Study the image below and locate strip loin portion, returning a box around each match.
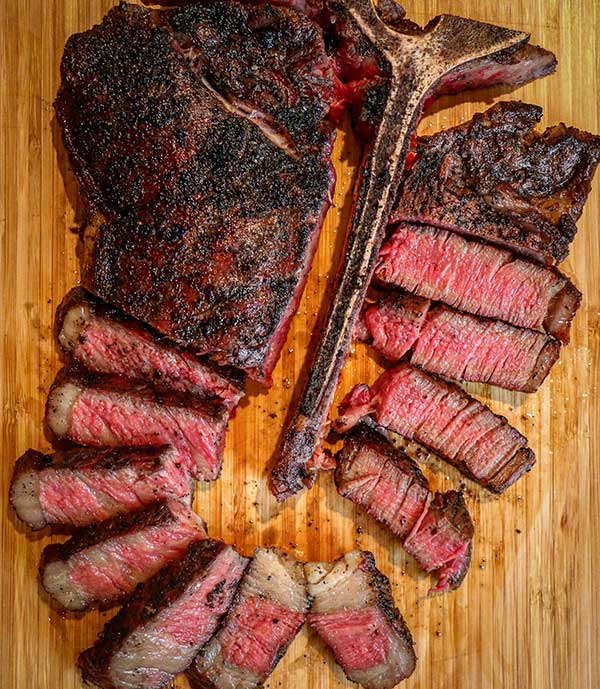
[375,223,581,343]
[359,292,560,392]
[57,288,245,410]
[188,548,308,689]
[306,550,416,689]
[10,446,192,530]
[40,500,207,611]
[45,367,230,481]
[335,363,535,493]
[79,539,249,689]
[336,424,473,593]
[391,101,600,264]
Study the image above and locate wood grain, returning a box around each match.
[1,2,598,688]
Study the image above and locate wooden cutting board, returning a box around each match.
[1,1,598,688]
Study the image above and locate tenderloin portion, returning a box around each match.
[40,500,207,611]
[375,223,581,344]
[79,539,249,689]
[391,101,600,264]
[188,548,308,689]
[336,425,473,593]
[10,446,192,530]
[57,288,245,410]
[359,293,560,392]
[306,551,416,689]
[335,364,535,493]
[45,367,229,480]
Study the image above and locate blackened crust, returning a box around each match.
[357,551,416,668]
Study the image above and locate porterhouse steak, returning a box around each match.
[55,1,336,384]
[391,101,600,264]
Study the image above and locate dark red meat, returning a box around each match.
[79,539,249,689]
[45,367,230,481]
[9,446,192,530]
[188,548,308,689]
[57,288,245,410]
[335,424,473,593]
[335,363,535,493]
[306,550,416,689]
[55,2,336,384]
[375,223,581,343]
[39,500,207,611]
[391,101,600,264]
[359,292,560,392]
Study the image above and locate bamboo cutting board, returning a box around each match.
[1,1,599,688]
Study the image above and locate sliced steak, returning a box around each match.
[79,539,248,689]
[10,446,192,530]
[188,548,308,689]
[335,363,535,493]
[375,223,581,343]
[391,101,600,264]
[269,1,553,501]
[57,288,245,410]
[359,292,560,392]
[55,2,336,384]
[335,424,473,593]
[45,367,229,481]
[306,550,416,689]
[40,500,207,611]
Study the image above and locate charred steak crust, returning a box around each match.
[55,2,336,383]
[392,101,600,264]
[357,550,415,652]
[55,287,246,396]
[78,539,248,689]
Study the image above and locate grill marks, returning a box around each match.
[55,2,336,383]
[306,550,416,689]
[391,101,600,264]
[78,539,249,689]
[335,425,473,593]
[359,292,560,392]
[188,548,309,689]
[335,364,535,493]
[376,223,581,343]
[40,500,207,611]
[9,446,192,530]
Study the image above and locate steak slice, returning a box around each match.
[188,548,308,689]
[391,101,600,264]
[359,292,560,392]
[45,366,229,481]
[306,550,416,689]
[10,446,192,530]
[375,223,581,343]
[335,424,473,593]
[55,2,336,384]
[57,288,245,410]
[39,500,207,611]
[79,539,249,689]
[335,363,535,493]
